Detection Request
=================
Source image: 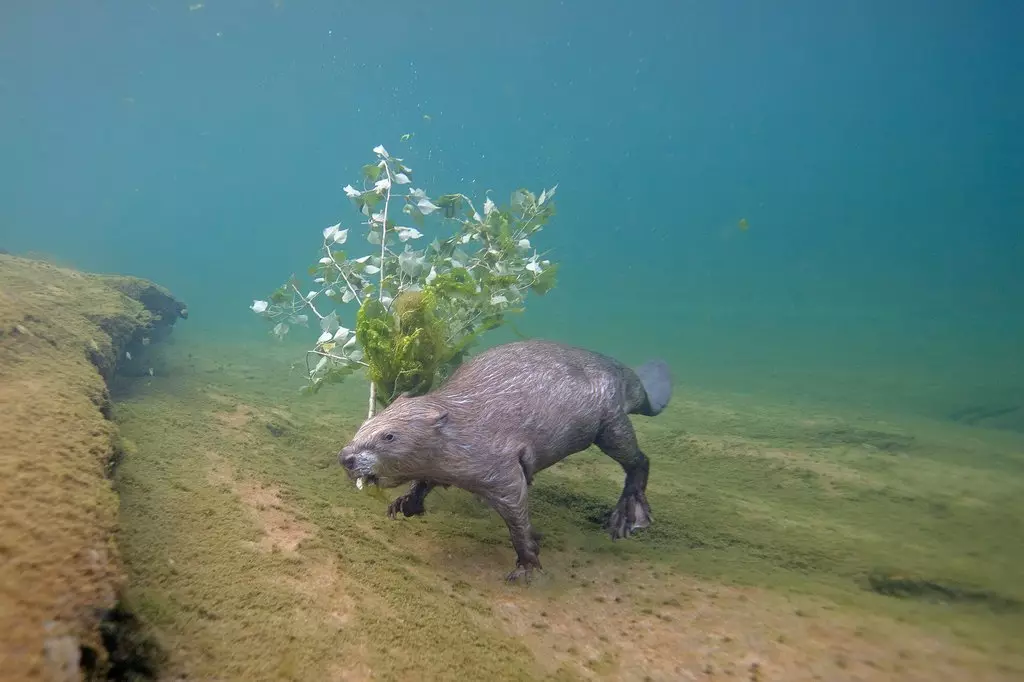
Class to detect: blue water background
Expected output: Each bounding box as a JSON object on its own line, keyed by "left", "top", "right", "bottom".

{"left": 1, "top": 0, "right": 1021, "bottom": 416}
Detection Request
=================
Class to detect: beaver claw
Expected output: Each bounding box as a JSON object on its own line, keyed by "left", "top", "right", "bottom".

{"left": 505, "top": 559, "right": 542, "bottom": 585}
{"left": 387, "top": 493, "right": 427, "bottom": 519}
{"left": 606, "top": 491, "right": 652, "bottom": 540}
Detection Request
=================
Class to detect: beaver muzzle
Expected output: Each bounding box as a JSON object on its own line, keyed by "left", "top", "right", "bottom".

{"left": 338, "top": 444, "right": 385, "bottom": 490}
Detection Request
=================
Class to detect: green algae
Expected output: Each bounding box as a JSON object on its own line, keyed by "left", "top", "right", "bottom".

{"left": 111, "top": 338, "right": 1024, "bottom": 680}
{"left": 357, "top": 289, "right": 448, "bottom": 408}
{"left": 0, "top": 253, "right": 186, "bottom": 680}
{"left": 111, "top": 359, "right": 551, "bottom": 680}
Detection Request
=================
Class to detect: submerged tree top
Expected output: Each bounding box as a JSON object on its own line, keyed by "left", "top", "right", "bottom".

{"left": 251, "top": 143, "right": 561, "bottom": 413}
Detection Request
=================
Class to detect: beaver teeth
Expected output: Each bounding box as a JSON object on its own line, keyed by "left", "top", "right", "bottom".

{"left": 356, "top": 476, "right": 365, "bottom": 490}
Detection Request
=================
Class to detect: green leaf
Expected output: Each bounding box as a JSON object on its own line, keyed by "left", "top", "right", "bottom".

{"left": 510, "top": 189, "right": 536, "bottom": 213}
{"left": 323, "top": 364, "right": 357, "bottom": 384}
{"left": 269, "top": 287, "right": 289, "bottom": 305}
{"left": 360, "top": 298, "right": 389, "bottom": 323}
{"left": 435, "top": 194, "right": 463, "bottom": 220}
{"left": 408, "top": 205, "right": 426, "bottom": 227}
{"left": 531, "top": 263, "right": 559, "bottom": 295}
{"left": 361, "top": 191, "right": 383, "bottom": 213}
{"left": 362, "top": 163, "right": 383, "bottom": 182}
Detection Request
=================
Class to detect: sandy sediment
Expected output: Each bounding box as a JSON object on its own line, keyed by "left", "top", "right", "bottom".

{"left": 0, "top": 254, "right": 186, "bottom": 681}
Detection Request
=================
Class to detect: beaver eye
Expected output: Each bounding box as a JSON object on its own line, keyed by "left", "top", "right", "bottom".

{"left": 383, "top": 432, "right": 395, "bottom": 442}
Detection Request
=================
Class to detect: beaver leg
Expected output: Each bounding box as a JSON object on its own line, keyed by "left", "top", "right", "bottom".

{"left": 517, "top": 446, "right": 544, "bottom": 544}
{"left": 596, "top": 411, "right": 653, "bottom": 539}
{"left": 482, "top": 466, "right": 541, "bottom": 584}
{"left": 387, "top": 480, "right": 436, "bottom": 519}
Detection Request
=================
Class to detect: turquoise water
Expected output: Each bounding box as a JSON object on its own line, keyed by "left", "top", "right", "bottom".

{"left": 1, "top": 1, "right": 1021, "bottom": 420}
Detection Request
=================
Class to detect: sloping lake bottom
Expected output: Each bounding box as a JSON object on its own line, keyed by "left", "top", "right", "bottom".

{"left": 3, "top": 255, "right": 1021, "bottom": 681}
{"left": 110, "top": 334, "right": 1024, "bottom": 681}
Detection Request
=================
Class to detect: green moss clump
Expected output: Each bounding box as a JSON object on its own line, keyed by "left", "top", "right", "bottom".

{"left": 354, "top": 268, "right": 523, "bottom": 408}
{"left": 356, "top": 289, "right": 448, "bottom": 408}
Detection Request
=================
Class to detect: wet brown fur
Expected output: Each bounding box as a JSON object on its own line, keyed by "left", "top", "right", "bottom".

{"left": 338, "top": 339, "right": 672, "bottom": 583}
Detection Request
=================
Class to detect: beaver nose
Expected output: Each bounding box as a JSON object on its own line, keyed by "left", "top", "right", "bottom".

{"left": 338, "top": 447, "right": 356, "bottom": 469}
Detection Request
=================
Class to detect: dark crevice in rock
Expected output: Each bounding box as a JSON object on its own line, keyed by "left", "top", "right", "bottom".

{"left": 79, "top": 602, "right": 165, "bottom": 681}
{"left": 105, "top": 433, "right": 130, "bottom": 480}
{"left": 81, "top": 277, "right": 188, "bottom": 383}
{"left": 81, "top": 292, "right": 186, "bottom": 478}
{"left": 78, "top": 282, "right": 183, "bottom": 677}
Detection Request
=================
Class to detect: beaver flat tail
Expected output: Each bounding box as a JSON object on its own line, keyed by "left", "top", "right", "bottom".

{"left": 633, "top": 359, "right": 673, "bottom": 416}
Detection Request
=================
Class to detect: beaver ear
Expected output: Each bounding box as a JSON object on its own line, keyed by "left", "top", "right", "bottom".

{"left": 432, "top": 410, "right": 449, "bottom": 428}
{"left": 391, "top": 391, "right": 414, "bottom": 406}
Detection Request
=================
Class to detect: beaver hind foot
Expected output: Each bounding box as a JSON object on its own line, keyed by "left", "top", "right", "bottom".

{"left": 505, "top": 553, "right": 542, "bottom": 584}
{"left": 606, "top": 489, "right": 653, "bottom": 539}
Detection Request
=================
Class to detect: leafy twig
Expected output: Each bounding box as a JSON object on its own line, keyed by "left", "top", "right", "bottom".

{"left": 251, "top": 143, "right": 561, "bottom": 410}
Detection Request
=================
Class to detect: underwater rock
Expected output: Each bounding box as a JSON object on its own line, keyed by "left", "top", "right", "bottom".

{"left": 0, "top": 253, "right": 186, "bottom": 680}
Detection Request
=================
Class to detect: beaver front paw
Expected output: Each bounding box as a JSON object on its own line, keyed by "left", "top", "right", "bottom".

{"left": 606, "top": 490, "right": 652, "bottom": 540}
{"left": 387, "top": 493, "right": 427, "bottom": 519}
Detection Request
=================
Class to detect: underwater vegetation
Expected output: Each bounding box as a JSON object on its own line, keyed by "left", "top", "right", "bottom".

{"left": 252, "top": 144, "right": 560, "bottom": 416}
{"left": 355, "top": 289, "right": 447, "bottom": 407}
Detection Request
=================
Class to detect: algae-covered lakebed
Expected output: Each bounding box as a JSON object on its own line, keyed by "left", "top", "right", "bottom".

{"left": 108, "top": 333, "right": 1024, "bottom": 681}
{"left": 0, "top": 254, "right": 188, "bottom": 681}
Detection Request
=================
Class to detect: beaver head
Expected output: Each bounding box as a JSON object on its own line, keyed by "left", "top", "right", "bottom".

{"left": 337, "top": 393, "right": 449, "bottom": 490}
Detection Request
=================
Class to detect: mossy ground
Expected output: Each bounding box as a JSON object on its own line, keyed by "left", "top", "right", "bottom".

{"left": 112, "top": 335, "right": 1024, "bottom": 681}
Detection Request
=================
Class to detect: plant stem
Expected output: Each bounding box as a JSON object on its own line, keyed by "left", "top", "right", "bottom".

{"left": 365, "top": 158, "right": 394, "bottom": 419}
{"left": 323, "top": 244, "right": 364, "bottom": 307}
{"left": 379, "top": 164, "right": 391, "bottom": 304}
{"left": 290, "top": 283, "right": 325, "bottom": 320}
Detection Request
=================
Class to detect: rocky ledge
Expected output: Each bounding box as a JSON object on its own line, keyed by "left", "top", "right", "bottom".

{"left": 0, "top": 254, "right": 187, "bottom": 681}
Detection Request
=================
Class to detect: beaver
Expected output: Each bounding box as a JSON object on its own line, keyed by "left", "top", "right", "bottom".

{"left": 338, "top": 338, "right": 673, "bottom": 583}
